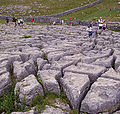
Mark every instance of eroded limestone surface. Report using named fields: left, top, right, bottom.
left=0, top=23, right=120, bottom=113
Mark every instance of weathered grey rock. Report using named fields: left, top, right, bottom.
left=11, top=110, right=38, bottom=114
left=37, top=70, right=61, bottom=95
left=37, top=58, right=47, bottom=70
left=64, top=63, right=106, bottom=82
left=14, top=74, right=44, bottom=105
left=29, top=50, right=43, bottom=62
left=50, top=60, right=74, bottom=71
left=41, top=105, right=69, bottom=114
left=42, top=64, right=51, bottom=70
left=47, top=51, right=65, bottom=62
left=14, top=59, right=37, bottom=81
left=81, top=77, right=120, bottom=113
left=60, top=72, right=90, bottom=109
left=13, top=61, right=29, bottom=81
left=114, top=55, right=120, bottom=69
left=0, top=67, right=8, bottom=75
left=92, top=56, right=115, bottom=68
left=54, top=98, right=71, bottom=111
left=0, top=72, right=12, bottom=97
left=60, top=53, right=83, bottom=62
left=0, top=60, right=9, bottom=69
left=19, top=53, right=29, bottom=62
left=101, top=68, right=120, bottom=81
left=8, top=55, right=22, bottom=64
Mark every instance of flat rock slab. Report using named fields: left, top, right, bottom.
left=41, top=105, right=69, bottom=114
left=50, top=60, right=74, bottom=71
left=0, top=72, right=12, bottom=97
left=101, top=68, right=120, bottom=81
left=37, top=70, right=61, bottom=95
left=14, top=74, right=44, bottom=105
left=11, top=110, right=38, bottom=114
left=81, top=77, right=120, bottom=113
left=60, top=72, right=90, bottom=109
left=92, top=56, right=115, bottom=68
left=47, top=51, right=65, bottom=62
left=64, top=63, right=106, bottom=82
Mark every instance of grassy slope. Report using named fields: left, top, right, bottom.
left=0, top=0, right=119, bottom=22
left=0, top=0, right=96, bottom=16
left=59, top=0, right=120, bottom=21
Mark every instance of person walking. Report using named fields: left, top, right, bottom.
left=97, top=16, right=103, bottom=34
left=12, top=17, right=17, bottom=27
left=87, top=25, right=93, bottom=38
left=103, top=20, right=106, bottom=32
left=6, top=17, right=9, bottom=24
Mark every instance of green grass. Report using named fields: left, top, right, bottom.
left=0, top=0, right=119, bottom=23
left=0, top=0, right=96, bottom=16
left=59, top=0, right=119, bottom=22
left=23, top=35, right=32, bottom=38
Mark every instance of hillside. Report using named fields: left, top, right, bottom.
left=0, top=0, right=119, bottom=22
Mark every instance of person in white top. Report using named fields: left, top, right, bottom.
left=98, top=16, right=103, bottom=29
left=87, top=25, right=93, bottom=38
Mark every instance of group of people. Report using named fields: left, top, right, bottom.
left=6, top=17, right=24, bottom=27
left=87, top=16, right=107, bottom=38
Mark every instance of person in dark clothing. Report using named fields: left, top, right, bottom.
left=6, top=17, right=9, bottom=24
left=12, top=17, right=17, bottom=27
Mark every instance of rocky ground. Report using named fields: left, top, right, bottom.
left=0, top=23, right=120, bottom=114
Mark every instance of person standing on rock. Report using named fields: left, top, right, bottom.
left=97, top=17, right=103, bottom=34
left=87, top=25, right=93, bottom=38
left=6, top=17, right=9, bottom=24
left=102, top=20, right=107, bottom=32
left=12, top=17, right=17, bottom=27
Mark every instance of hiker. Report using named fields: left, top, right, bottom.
left=12, top=17, right=17, bottom=27
left=103, top=20, right=106, bottom=32
left=20, top=18, right=24, bottom=25
left=17, top=19, right=20, bottom=26
left=53, top=21, right=56, bottom=25
left=87, top=25, right=93, bottom=38
left=97, top=16, right=103, bottom=34
left=31, top=18, right=34, bottom=23
left=6, top=17, right=9, bottom=24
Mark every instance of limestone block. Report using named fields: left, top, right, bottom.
left=114, top=55, right=120, bottom=69
left=8, top=55, right=22, bottom=64
left=37, top=58, right=47, bottom=70
left=81, top=77, right=120, bottom=113
left=50, top=60, right=74, bottom=71
left=0, top=67, right=7, bottom=75
left=14, top=74, right=44, bottom=105
left=37, top=70, right=61, bottom=95
left=47, top=51, right=65, bottom=62
left=11, top=110, right=38, bottom=114
left=101, top=68, right=120, bottom=81
left=60, top=72, right=90, bottom=109
left=29, top=50, right=43, bottom=62
left=41, top=105, right=69, bottom=114
left=64, top=63, right=106, bottom=82
left=13, top=60, right=37, bottom=81
left=0, top=72, right=12, bottom=97
left=92, top=56, right=115, bottom=68
left=42, top=64, right=51, bottom=70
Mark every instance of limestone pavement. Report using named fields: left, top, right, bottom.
left=0, top=23, right=120, bottom=114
